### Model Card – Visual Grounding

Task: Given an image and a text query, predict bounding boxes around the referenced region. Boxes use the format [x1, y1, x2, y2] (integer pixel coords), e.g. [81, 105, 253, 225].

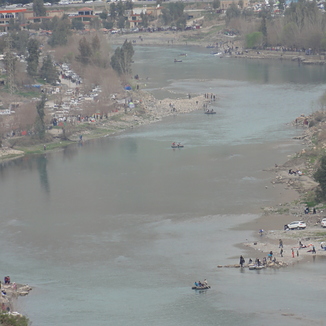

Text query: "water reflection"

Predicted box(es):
[36, 154, 50, 194]
[62, 145, 78, 161]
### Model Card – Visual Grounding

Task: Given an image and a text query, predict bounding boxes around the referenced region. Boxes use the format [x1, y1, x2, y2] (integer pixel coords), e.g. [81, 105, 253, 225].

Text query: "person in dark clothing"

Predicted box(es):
[239, 255, 245, 267]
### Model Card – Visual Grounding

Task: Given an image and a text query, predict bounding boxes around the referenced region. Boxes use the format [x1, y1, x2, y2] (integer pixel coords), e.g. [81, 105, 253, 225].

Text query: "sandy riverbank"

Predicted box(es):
[235, 157, 326, 268]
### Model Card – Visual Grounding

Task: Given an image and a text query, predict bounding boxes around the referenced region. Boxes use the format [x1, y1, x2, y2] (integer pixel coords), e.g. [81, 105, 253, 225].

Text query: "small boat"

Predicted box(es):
[171, 145, 184, 148]
[179, 53, 187, 57]
[192, 285, 211, 290]
[248, 264, 265, 270]
[204, 110, 216, 114]
[213, 52, 223, 57]
[174, 59, 182, 63]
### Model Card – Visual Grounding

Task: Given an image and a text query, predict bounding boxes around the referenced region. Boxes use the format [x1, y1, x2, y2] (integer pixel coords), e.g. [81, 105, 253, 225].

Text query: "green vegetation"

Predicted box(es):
[161, 2, 186, 26]
[314, 155, 326, 201]
[26, 38, 40, 77]
[39, 54, 59, 85]
[33, 0, 46, 17]
[110, 39, 134, 75]
[48, 16, 71, 47]
[35, 94, 46, 140]
[0, 312, 29, 326]
[245, 32, 263, 48]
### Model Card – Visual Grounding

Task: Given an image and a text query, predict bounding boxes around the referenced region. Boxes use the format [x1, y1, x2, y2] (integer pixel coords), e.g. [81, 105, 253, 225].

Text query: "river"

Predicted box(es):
[1, 46, 326, 326]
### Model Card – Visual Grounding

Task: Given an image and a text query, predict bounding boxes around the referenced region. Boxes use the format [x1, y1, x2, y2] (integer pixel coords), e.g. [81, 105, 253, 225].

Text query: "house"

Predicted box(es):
[0, 8, 26, 30]
[24, 9, 64, 24]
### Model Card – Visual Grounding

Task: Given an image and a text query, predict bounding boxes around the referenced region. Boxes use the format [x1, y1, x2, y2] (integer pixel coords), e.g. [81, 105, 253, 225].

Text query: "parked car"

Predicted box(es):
[287, 221, 306, 230]
[321, 218, 326, 228]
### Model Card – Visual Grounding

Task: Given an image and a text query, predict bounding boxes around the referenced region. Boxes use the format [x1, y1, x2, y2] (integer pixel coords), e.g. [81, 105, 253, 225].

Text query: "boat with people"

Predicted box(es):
[171, 142, 184, 148]
[192, 280, 210, 290]
[179, 53, 187, 57]
[248, 264, 265, 270]
[174, 59, 182, 63]
[205, 110, 216, 114]
[192, 285, 211, 290]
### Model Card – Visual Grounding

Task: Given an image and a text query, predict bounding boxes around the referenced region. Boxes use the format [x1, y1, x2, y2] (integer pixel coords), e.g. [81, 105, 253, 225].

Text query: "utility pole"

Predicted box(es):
[5, 35, 16, 95]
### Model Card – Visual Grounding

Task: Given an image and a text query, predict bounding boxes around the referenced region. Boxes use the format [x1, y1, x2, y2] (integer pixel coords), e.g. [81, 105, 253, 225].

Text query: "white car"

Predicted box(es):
[321, 218, 326, 228]
[287, 221, 306, 230]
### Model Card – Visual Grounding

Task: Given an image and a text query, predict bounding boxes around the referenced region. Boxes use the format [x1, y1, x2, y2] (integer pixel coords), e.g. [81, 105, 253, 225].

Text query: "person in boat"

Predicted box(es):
[203, 279, 208, 286]
[198, 281, 203, 287]
[211, 109, 214, 113]
[248, 258, 253, 264]
[172, 142, 176, 146]
[177, 143, 181, 147]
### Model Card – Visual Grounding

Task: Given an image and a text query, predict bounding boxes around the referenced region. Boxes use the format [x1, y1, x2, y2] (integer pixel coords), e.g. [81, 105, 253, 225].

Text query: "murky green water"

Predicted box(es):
[1, 46, 326, 326]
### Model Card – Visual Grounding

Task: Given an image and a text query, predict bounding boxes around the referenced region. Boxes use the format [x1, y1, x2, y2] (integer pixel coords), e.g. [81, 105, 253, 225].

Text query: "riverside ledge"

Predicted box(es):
[0, 281, 32, 318]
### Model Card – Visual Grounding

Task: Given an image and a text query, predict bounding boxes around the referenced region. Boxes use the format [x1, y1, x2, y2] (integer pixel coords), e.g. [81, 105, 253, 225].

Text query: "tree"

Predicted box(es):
[109, 3, 116, 21]
[260, 15, 267, 47]
[71, 18, 84, 30]
[99, 10, 108, 20]
[33, 0, 46, 17]
[48, 16, 71, 47]
[4, 50, 17, 77]
[125, 0, 133, 10]
[11, 30, 29, 55]
[110, 39, 134, 75]
[8, 18, 20, 31]
[212, 0, 220, 9]
[161, 2, 185, 25]
[90, 17, 101, 30]
[76, 37, 92, 65]
[176, 15, 187, 30]
[92, 34, 101, 52]
[116, 1, 125, 16]
[35, 94, 46, 139]
[140, 12, 149, 28]
[39, 54, 58, 84]
[314, 155, 326, 201]
[117, 16, 125, 29]
[26, 38, 40, 77]
[225, 3, 241, 24]
[102, 20, 113, 30]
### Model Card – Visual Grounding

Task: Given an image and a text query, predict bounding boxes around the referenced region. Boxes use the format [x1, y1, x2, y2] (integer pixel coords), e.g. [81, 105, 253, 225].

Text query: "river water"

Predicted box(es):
[1, 46, 326, 325]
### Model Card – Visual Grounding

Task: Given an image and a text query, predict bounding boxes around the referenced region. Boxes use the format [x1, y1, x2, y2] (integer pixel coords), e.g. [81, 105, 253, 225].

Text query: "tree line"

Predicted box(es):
[226, 0, 326, 53]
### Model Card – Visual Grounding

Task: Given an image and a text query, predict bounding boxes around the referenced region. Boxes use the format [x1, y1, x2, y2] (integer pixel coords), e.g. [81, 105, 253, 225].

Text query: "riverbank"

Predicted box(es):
[110, 29, 326, 64]
[236, 113, 326, 267]
[1, 91, 212, 161]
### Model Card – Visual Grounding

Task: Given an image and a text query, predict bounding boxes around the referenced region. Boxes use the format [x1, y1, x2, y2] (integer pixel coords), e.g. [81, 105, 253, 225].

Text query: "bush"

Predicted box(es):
[245, 32, 263, 49]
[0, 312, 29, 326]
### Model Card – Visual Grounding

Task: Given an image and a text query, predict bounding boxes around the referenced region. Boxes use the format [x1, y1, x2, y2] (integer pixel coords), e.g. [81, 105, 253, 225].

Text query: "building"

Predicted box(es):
[24, 9, 65, 24]
[0, 8, 26, 30]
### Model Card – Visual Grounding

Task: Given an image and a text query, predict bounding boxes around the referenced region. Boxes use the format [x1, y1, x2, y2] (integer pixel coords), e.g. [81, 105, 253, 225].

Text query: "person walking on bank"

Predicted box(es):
[240, 255, 245, 267]
[280, 248, 283, 257]
[279, 239, 283, 248]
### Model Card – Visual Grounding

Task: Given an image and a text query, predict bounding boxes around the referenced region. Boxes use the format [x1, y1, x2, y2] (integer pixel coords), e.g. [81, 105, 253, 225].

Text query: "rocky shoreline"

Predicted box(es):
[0, 281, 32, 322]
